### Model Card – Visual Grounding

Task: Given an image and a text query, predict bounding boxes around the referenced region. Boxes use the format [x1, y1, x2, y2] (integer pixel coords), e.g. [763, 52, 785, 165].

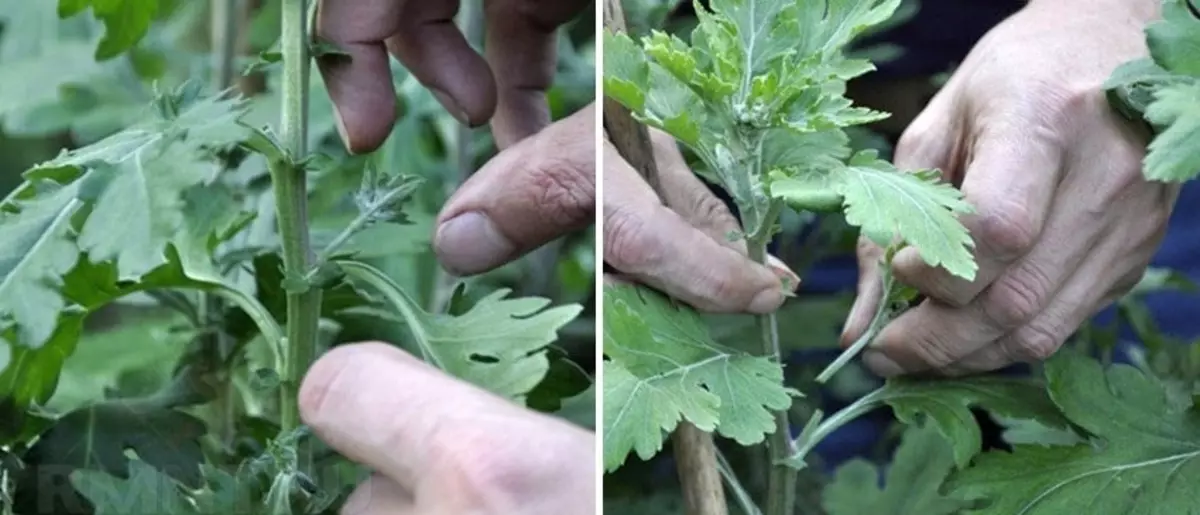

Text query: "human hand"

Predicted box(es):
[315, 0, 589, 152]
[604, 129, 800, 313]
[315, 0, 595, 276]
[842, 0, 1180, 376]
[300, 342, 595, 515]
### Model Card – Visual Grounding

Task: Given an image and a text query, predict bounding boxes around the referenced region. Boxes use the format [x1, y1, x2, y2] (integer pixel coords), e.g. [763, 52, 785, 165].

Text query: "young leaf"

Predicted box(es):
[948, 352, 1200, 514]
[602, 284, 796, 471]
[1145, 0, 1200, 78]
[58, 0, 159, 61]
[822, 422, 967, 515]
[72, 460, 196, 515]
[1142, 81, 1200, 182]
[828, 151, 975, 280]
[338, 261, 582, 401]
[880, 376, 1072, 468]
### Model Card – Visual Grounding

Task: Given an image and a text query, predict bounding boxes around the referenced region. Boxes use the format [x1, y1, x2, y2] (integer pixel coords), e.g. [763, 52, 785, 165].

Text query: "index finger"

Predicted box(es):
[483, 0, 589, 148]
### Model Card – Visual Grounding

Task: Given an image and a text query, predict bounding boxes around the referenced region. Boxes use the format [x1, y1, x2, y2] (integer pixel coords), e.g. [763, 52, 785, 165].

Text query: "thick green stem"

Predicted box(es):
[273, 0, 321, 455]
[747, 225, 796, 515]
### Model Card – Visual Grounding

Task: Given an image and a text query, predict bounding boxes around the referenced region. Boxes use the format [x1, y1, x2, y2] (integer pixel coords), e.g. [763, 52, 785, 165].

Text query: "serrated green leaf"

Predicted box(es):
[1146, 0, 1200, 78]
[602, 284, 795, 471]
[31, 91, 249, 280]
[0, 181, 83, 348]
[72, 460, 197, 515]
[1142, 81, 1200, 182]
[831, 150, 976, 279]
[881, 376, 1073, 468]
[823, 422, 967, 515]
[948, 352, 1200, 514]
[603, 32, 650, 112]
[338, 261, 581, 400]
[61, 0, 159, 61]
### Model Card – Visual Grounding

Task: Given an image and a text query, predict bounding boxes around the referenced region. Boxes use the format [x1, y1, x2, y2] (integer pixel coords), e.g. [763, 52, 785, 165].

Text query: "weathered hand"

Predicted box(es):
[315, 0, 589, 152]
[300, 343, 595, 515]
[843, 0, 1179, 376]
[604, 130, 799, 314]
[315, 0, 594, 277]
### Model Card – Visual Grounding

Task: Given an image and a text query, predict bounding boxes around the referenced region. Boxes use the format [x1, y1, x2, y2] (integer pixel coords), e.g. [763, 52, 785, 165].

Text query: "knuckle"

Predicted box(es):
[974, 199, 1039, 258]
[604, 206, 661, 272]
[527, 154, 595, 229]
[911, 332, 961, 370]
[1010, 323, 1062, 361]
[688, 193, 732, 227]
[984, 265, 1053, 328]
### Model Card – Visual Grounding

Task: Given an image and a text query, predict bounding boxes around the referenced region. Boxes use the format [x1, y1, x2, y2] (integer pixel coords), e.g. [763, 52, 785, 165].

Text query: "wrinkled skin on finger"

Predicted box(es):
[602, 130, 799, 314]
[842, 0, 1178, 377]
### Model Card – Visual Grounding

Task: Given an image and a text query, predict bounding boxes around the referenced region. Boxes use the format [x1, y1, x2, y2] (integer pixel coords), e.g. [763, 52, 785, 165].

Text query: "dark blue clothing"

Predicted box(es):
[800, 0, 1200, 467]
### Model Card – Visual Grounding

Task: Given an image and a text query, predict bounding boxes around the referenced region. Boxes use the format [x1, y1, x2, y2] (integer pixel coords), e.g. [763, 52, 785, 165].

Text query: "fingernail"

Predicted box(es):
[430, 88, 468, 126]
[747, 288, 786, 314]
[331, 107, 356, 155]
[863, 350, 905, 378]
[434, 212, 515, 276]
[766, 255, 801, 292]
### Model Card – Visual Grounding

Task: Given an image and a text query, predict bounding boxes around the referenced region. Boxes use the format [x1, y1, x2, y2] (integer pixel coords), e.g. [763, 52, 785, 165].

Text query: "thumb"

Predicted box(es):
[433, 104, 596, 276]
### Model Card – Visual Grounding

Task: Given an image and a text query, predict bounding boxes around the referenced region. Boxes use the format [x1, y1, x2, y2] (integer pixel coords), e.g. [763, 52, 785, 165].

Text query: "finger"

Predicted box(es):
[315, 0, 411, 154]
[892, 124, 1065, 307]
[385, 1, 496, 128]
[299, 343, 532, 488]
[950, 209, 1167, 374]
[604, 142, 794, 314]
[647, 130, 745, 252]
[483, 0, 587, 148]
[342, 474, 414, 515]
[433, 104, 595, 275]
[841, 237, 886, 345]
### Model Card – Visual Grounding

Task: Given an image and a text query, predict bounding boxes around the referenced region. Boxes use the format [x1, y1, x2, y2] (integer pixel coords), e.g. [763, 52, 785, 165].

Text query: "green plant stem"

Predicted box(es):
[747, 220, 795, 515]
[716, 449, 763, 515]
[815, 267, 894, 383]
[789, 386, 891, 465]
[273, 0, 320, 461]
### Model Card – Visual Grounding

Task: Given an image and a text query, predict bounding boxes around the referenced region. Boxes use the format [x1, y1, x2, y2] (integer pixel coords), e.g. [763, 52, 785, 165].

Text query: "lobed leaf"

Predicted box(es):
[338, 261, 582, 401]
[823, 422, 967, 515]
[602, 284, 795, 471]
[0, 182, 83, 348]
[948, 352, 1200, 514]
[1142, 81, 1200, 182]
[1145, 0, 1200, 78]
[72, 460, 196, 515]
[773, 150, 977, 279]
[880, 375, 1072, 468]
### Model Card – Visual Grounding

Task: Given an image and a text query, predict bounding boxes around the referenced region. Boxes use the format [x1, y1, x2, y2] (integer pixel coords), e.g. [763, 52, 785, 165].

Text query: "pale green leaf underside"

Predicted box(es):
[31, 93, 248, 281]
[948, 353, 1200, 514]
[773, 150, 976, 280]
[602, 284, 794, 471]
[1142, 81, 1200, 182]
[0, 182, 82, 348]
